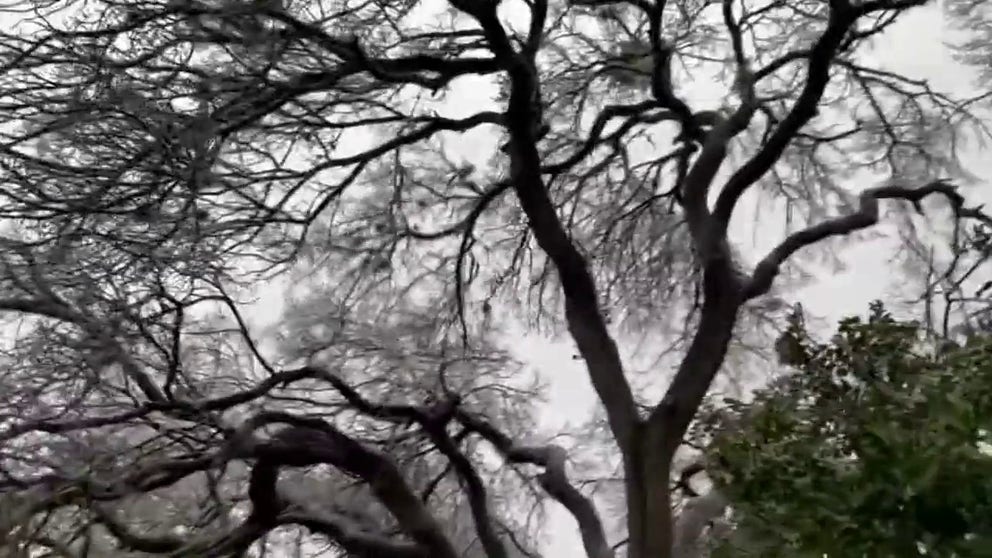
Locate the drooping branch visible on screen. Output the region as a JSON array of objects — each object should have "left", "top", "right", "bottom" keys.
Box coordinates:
[
  {"left": 245, "top": 455, "right": 429, "bottom": 558},
  {"left": 0, "top": 407, "right": 159, "bottom": 444},
  {"left": 220, "top": 411, "right": 460, "bottom": 558},
  {"left": 456, "top": 410, "right": 614, "bottom": 558},
  {"left": 745, "top": 179, "right": 992, "bottom": 299},
  {"left": 306, "top": 365, "right": 513, "bottom": 558},
  {"left": 423, "top": 422, "right": 510, "bottom": 558},
  {"left": 296, "top": 366, "right": 517, "bottom": 558},
  {"left": 88, "top": 442, "right": 428, "bottom": 558}
]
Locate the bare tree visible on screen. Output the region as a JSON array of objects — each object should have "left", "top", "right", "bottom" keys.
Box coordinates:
[{"left": 0, "top": 1, "right": 988, "bottom": 557}]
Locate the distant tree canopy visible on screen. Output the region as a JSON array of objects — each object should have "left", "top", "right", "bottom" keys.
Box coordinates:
[
  {"left": 0, "top": 1, "right": 990, "bottom": 558},
  {"left": 700, "top": 304, "right": 992, "bottom": 557}
]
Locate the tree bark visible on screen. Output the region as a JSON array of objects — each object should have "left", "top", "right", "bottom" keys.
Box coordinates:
[{"left": 626, "top": 267, "right": 742, "bottom": 558}]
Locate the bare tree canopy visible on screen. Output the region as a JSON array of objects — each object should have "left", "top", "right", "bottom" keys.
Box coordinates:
[{"left": 0, "top": 0, "right": 989, "bottom": 557}]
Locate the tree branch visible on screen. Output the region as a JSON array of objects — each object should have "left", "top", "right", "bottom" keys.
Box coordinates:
[
  {"left": 294, "top": 366, "right": 514, "bottom": 558},
  {"left": 745, "top": 179, "right": 992, "bottom": 299},
  {"left": 456, "top": 411, "right": 614, "bottom": 558},
  {"left": 87, "top": 436, "right": 428, "bottom": 558},
  {"left": 712, "top": 1, "right": 858, "bottom": 232},
  {"left": 91, "top": 505, "right": 184, "bottom": 554},
  {"left": 248, "top": 454, "right": 429, "bottom": 558},
  {"left": 281, "top": 509, "right": 428, "bottom": 558},
  {"left": 221, "top": 411, "right": 460, "bottom": 558},
  {"left": 0, "top": 296, "right": 168, "bottom": 402},
  {"left": 424, "top": 423, "right": 510, "bottom": 558},
  {"left": 453, "top": 0, "right": 639, "bottom": 456}
]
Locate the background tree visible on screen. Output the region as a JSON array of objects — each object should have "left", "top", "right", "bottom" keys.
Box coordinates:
[
  {"left": 697, "top": 303, "right": 992, "bottom": 557},
  {"left": 0, "top": 1, "right": 989, "bottom": 557}
]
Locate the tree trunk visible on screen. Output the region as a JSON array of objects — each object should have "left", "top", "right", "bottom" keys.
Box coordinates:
[{"left": 627, "top": 269, "right": 742, "bottom": 558}]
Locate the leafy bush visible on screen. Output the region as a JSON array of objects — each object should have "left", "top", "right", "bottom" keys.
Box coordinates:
[{"left": 703, "top": 303, "right": 992, "bottom": 557}]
